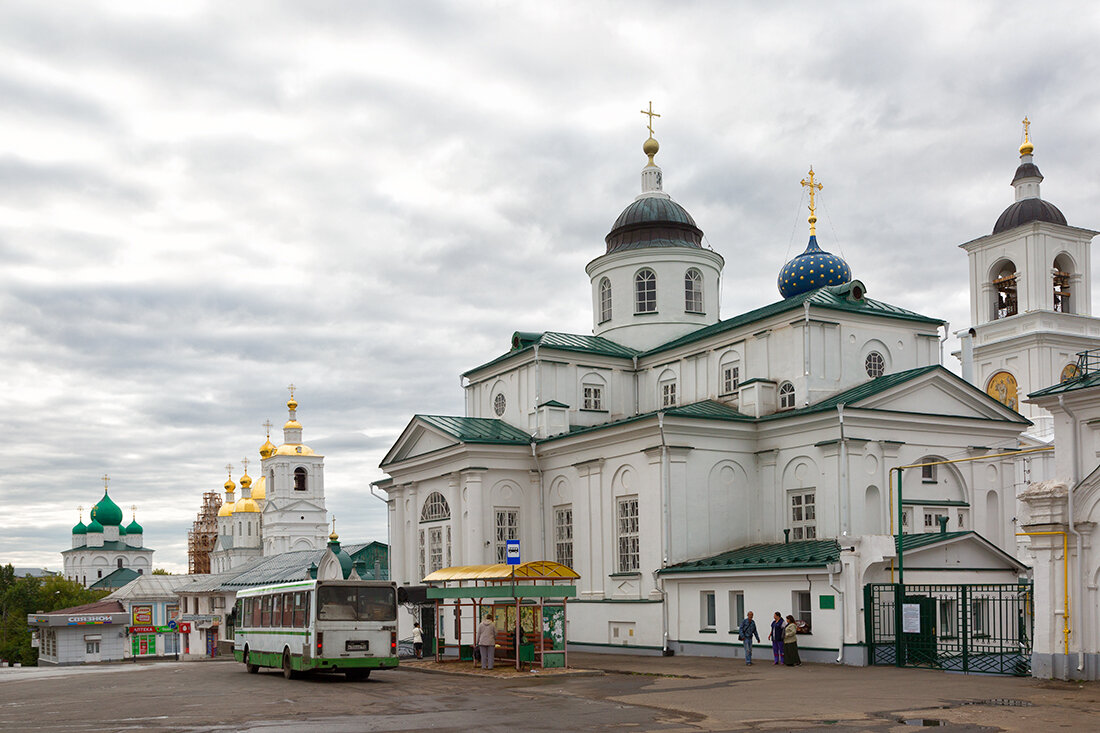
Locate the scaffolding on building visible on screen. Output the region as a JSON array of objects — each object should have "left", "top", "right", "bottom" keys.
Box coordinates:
[{"left": 188, "top": 491, "right": 222, "bottom": 574}]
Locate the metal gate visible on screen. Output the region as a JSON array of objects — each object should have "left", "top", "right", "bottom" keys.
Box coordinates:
[{"left": 865, "top": 583, "right": 1032, "bottom": 676}]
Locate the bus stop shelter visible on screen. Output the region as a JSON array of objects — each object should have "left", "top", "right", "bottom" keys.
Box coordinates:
[{"left": 422, "top": 561, "right": 578, "bottom": 670}]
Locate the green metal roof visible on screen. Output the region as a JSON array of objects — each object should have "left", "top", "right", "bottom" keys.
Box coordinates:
[
  {"left": 89, "top": 567, "right": 139, "bottom": 590},
  {"left": 464, "top": 331, "right": 639, "bottom": 378},
  {"left": 1028, "top": 371, "right": 1100, "bottom": 398},
  {"left": 61, "top": 540, "right": 154, "bottom": 554},
  {"left": 659, "top": 539, "right": 841, "bottom": 574},
  {"left": 664, "top": 400, "right": 754, "bottom": 421},
  {"left": 896, "top": 530, "right": 971, "bottom": 552},
  {"left": 644, "top": 282, "right": 943, "bottom": 358},
  {"left": 415, "top": 415, "right": 532, "bottom": 444}
]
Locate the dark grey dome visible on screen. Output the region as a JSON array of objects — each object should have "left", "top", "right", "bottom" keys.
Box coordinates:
[
  {"left": 993, "top": 198, "right": 1067, "bottom": 234},
  {"left": 1011, "top": 162, "right": 1043, "bottom": 185},
  {"left": 605, "top": 196, "right": 704, "bottom": 254}
]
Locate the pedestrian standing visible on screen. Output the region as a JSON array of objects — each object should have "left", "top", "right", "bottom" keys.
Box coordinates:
[
  {"left": 768, "top": 612, "right": 785, "bottom": 665},
  {"left": 476, "top": 614, "right": 497, "bottom": 670},
  {"left": 738, "top": 611, "right": 760, "bottom": 666},
  {"left": 783, "top": 614, "right": 802, "bottom": 666},
  {"left": 412, "top": 622, "right": 423, "bottom": 659}
]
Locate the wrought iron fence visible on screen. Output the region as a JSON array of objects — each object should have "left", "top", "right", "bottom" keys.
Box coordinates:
[{"left": 865, "top": 583, "right": 1032, "bottom": 676}]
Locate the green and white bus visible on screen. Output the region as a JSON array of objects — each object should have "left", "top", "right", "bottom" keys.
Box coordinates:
[{"left": 233, "top": 579, "right": 399, "bottom": 680}]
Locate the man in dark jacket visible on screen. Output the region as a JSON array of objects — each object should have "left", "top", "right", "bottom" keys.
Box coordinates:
[{"left": 738, "top": 611, "right": 761, "bottom": 665}]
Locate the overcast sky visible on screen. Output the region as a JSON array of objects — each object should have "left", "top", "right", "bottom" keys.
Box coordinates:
[{"left": 4, "top": 1, "right": 1099, "bottom": 573}]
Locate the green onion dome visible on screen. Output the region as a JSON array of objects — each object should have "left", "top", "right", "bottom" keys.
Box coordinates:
[
  {"left": 72, "top": 521, "right": 87, "bottom": 535},
  {"left": 777, "top": 235, "right": 852, "bottom": 298},
  {"left": 126, "top": 518, "right": 143, "bottom": 534},
  {"left": 86, "top": 518, "right": 104, "bottom": 533},
  {"left": 89, "top": 489, "right": 124, "bottom": 527},
  {"left": 118, "top": 524, "right": 127, "bottom": 536}
]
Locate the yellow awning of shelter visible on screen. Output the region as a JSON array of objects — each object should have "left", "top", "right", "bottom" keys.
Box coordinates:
[{"left": 423, "top": 560, "right": 579, "bottom": 583}]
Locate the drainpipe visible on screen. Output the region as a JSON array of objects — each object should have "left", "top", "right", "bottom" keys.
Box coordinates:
[
  {"left": 657, "top": 411, "right": 671, "bottom": 654},
  {"left": 803, "top": 301, "right": 811, "bottom": 406},
  {"left": 534, "top": 344, "right": 541, "bottom": 407},
  {"left": 828, "top": 561, "right": 844, "bottom": 664},
  {"left": 531, "top": 441, "right": 546, "bottom": 558},
  {"left": 1057, "top": 394, "right": 1085, "bottom": 672},
  {"left": 369, "top": 482, "right": 392, "bottom": 576},
  {"left": 837, "top": 404, "right": 848, "bottom": 538},
  {"left": 939, "top": 321, "right": 949, "bottom": 366}
]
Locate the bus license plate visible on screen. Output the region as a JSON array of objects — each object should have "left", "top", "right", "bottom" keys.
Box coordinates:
[{"left": 346, "top": 640, "right": 369, "bottom": 652}]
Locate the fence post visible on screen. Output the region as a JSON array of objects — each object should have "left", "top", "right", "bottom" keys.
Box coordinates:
[
  {"left": 863, "top": 584, "right": 874, "bottom": 663},
  {"left": 894, "top": 583, "right": 903, "bottom": 667},
  {"left": 961, "top": 585, "right": 969, "bottom": 674}
]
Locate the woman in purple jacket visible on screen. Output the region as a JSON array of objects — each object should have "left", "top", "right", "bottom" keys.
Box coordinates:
[{"left": 768, "top": 612, "right": 785, "bottom": 665}]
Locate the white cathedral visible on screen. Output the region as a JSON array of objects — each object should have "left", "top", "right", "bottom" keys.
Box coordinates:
[
  {"left": 210, "top": 392, "right": 330, "bottom": 572},
  {"left": 378, "top": 116, "right": 1100, "bottom": 676}
]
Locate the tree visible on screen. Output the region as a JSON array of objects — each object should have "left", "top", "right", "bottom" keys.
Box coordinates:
[
  {"left": 152, "top": 568, "right": 172, "bottom": 575},
  {"left": 0, "top": 564, "right": 107, "bottom": 666}
]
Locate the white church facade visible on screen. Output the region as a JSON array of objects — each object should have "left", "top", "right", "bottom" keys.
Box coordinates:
[
  {"left": 377, "top": 118, "right": 1060, "bottom": 667},
  {"left": 210, "top": 392, "right": 330, "bottom": 573},
  {"left": 64, "top": 479, "right": 153, "bottom": 588}
]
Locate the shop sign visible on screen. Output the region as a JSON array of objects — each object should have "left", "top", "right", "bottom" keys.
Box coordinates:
[
  {"left": 67, "top": 615, "right": 114, "bottom": 625},
  {"left": 132, "top": 605, "right": 153, "bottom": 625},
  {"left": 132, "top": 633, "right": 157, "bottom": 656},
  {"left": 181, "top": 614, "right": 215, "bottom": 623},
  {"left": 127, "top": 620, "right": 192, "bottom": 634}
]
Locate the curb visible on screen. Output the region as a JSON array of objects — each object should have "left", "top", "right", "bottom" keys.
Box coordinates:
[{"left": 397, "top": 663, "right": 604, "bottom": 680}]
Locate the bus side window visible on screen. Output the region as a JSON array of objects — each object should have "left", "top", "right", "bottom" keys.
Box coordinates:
[
  {"left": 251, "top": 598, "right": 261, "bottom": 628},
  {"left": 261, "top": 595, "right": 272, "bottom": 627},
  {"left": 292, "top": 593, "right": 304, "bottom": 627},
  {"left": 283, "top": 594, "right": 292, "bottom": 627},
  {"left": 304, "top": 593, "right": 310, "bottom": 626}
]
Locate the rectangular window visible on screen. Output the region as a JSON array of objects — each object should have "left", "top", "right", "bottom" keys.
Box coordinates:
[
  {"left": 700, "top": 591, "right": 716, "bottom": 630},
  {"left": 418, "top": 529, "right": 426, "bottom": 580},
  {"left": 921, "top": 463, "right": 937, "bottom": 482},
  {"left": 86, "top": 641, "right": 100, "bottom": 654},
  {"left": 261, "top": 595, "right": 272, "bottom": 627},
  {"left": 428, "top": 526, "right": 444, "bottom": 573},
  {"left": 789, "top": 490, "right": 816, "bottom": 540},
  {"left": 728, "top": 591, "right": 745, "bottom": 632},
  {"left": 973, "top": 598, "right": 990, "bottom": 636},
  {"left": 494, "top": 509, "right": 520, "bottom": 563},
  {"left": 616, "top": 496, "right": 640, "bottom": 573},
  {"left": 661, "top": 381, "right": 677, "bottom": 408},
  {"left": 273, "top": 594, "right": 283, "bottom": 627},
  {"left": 957, "top": 510, "right": 967, "bottom": 529},
  {"left": 554, "top": 505, "right": 574, "bottom": 569},
  {"left": 251, "top": 597, "right": 261, "bottom": 627},
  {"left": 939, "top": 598, "right": 957, "bottom": 637},
  {"left": 445, "top": 525, "right": 452, "bottom": 568},
  {"left": 722, "top": 365, "right": 740, "bottom": 395},
  {"left": 582, "top": 384, "right": 603, "bottom": 411},
  {"left": 793, "top": 590, "right": 812, "bottom": 632}
]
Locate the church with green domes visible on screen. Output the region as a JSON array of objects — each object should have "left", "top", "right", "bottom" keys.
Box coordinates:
[{"left": 63, "top": 476, "right": 154, "bottom": 588}]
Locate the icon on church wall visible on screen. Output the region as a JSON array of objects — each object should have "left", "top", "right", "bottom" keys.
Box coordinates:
[
  {"left": 1060, "top": 363, "right": 1081, "bottom": 383},
  {"left": 986, "top": 371, "right": 1018, "bottom": 411}
]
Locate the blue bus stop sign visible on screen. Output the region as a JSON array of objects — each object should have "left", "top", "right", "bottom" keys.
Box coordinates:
[{"left": 506, "top": 540, "right": 521, "bottom": 565}]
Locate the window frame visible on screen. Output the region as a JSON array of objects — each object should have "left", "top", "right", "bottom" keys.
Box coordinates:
[
  {"left": 789, "top": 489, "right": 816, "bottom": 540},
  {"left": 420, "top": 492, "right": 451, "bottom": 523},
  {"left": 792, "top": 590, "right": 813, "bottom": 633},
  {"left": 778, "top": 381, "right": 796, "bottom": 410},
  {"left": 616, "top": 496, "right": 640, "bottom": 573},
  {"left": 660, "top": 380, "right": 677, "bottom": 408},
  {"left": 493, "top": 392, "right": 507, "bottom": 417},
  {"left": 700, "top": 590, "right": 716, "bottom": 631},
  {"left": 684, "top": 268, "right": 704, "bottom": 314},
  {"left": 865, "top": 351, "right": 885, "bottom": 378},
  {"left": 554, "top": 505, "right": 573, "bottom": 569},
  {"left": 582, "top": 383, "right": 604, "bottom": 411},
  {"left": 598, "top": 277, "right": 612, "bottom": 323},
  {"left": 494, "top": 508, "right": 520, "bottom": 564},
  {"left": 293, "top": 467, "right": 308, "bottom": 491},
  {"left": 721, "top": 363, "right": 740, "bottom": 396},
  {"left": 634, "top": 268, "right": 657, "bottom": 314}
]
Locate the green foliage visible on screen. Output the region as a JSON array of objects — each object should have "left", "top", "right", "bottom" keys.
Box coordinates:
[
  {"left": 0, "top": 564, "right": 107, "bottom": 666},
  {"left": 151, "top": 568, "right": 172, "bottom": 575}
]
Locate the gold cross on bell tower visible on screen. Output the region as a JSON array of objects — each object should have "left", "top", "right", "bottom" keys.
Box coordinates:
[
  {"left": 241, "top": 457, "right": 249, "bottom": 474},
  {"left": 1022, "top": 116, "right": 1031, "bottom": 143},
  {"left": 101, "top": 474, "right": 110, "bottom": 490},
  {"left": 640, "top": 101, "right": 660, "bottom": 137},
  {"left": 225, "top": 463, "right": 233, "bottom": 480},
  {"left": 287, "top": 383, "right": 296, "bottom": 400},
  {"left": 801, "top": 167, "right": 824, "bottom": 235},
  {"left": 263, "top": 419, "right": 273, "bottom": 438}
]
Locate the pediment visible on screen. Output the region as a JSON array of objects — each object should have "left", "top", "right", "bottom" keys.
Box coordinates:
[
  {"left": 382, "top": 419, "right": 461, "bottom": 466},
  {"left": 906, "top": 532, "right": 1027, "bottom": 572},
  {"left": 263, "top": 498, "right": 326, "bottom": 515},
  {"left": 855, "top": 370, "right": 1027, "bottom": 423}
]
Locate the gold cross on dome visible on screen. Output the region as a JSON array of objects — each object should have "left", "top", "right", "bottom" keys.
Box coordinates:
[
  {"left": 640, "top": 101, "right": 660, "bottom": 136},
  {"left": 101, "top": 474, "right": 110, "bottom": 490},
  {"left": 1022, "top": 116, "right": 1031, "bottom": 143},
  {"left": 331, "top": 517, "right": 337, "bottom": 535},
  {"left": 130, "top": 504, "right": 137, "bottom": 520},
  {"left": 801, "top": 166, "right": 824, "bottom": 235},
  {"left": 263, "top": 419, "right": 273, "bottom": 438},
  {"left": 78, "top": 505, "right": 84, "bottom": 521},
  {"left": 287, "top": 383, "right": 296, "bottom": 399},
  {"left": 225, "top": 463, "right": 233, "bottom": 479},
  {"left": 241, "top": 457, "right": 249, "bottom": 473}
]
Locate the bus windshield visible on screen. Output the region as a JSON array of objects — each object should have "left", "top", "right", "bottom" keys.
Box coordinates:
[{"left": 317, "top": 585, "right": 397, "bottom": 622}]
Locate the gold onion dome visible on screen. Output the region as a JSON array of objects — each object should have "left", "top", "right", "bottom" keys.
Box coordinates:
[
  {"left": 235, "top": 497, "right": 260, "bottom": 513},
  {"left": 218, "top": 500, "right": 234, "bottom": 517},
  {"left": 259, "top": 438, "right": 277, "bottom": 459},
  {"left": 240, "top": 472, "right": 252, "bottom": 489},
  {"left": 1019, "top": 139, "right": 1034, "bottom": 156},
  {"left": 643, "top": 136, "right": 659, "bottom": 158},
  {"left": 284, "top": 419, "right": 302, "bottom": 429},
  {"left": 287, "top": 397, "right": 298, "bottom": 411},
  {"left": 224, "top": 477, "right": 235, "bottom": 491}
]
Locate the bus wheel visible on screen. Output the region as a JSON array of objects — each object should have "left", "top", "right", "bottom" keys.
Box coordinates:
[
  {"left": 345, "top": 669, "right": 370, "bottom": 681},
  {"left": 282, "top": 651, "right": 296, "bottom": 680},
  {"left": 244, "top": 649, "right": 259, "bottom": 674}
]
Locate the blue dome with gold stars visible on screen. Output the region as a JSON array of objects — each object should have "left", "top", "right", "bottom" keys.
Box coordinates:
[{"left": 777, "top": 235, "right": 851, "bottom": 298}]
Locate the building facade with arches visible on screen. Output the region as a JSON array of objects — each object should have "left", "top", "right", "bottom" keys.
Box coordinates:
[{"left": 380, "top": 123, "right": 1039, "bottom": 663}]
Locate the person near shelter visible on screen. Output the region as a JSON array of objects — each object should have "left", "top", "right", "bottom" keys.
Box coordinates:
[
  {"left": 768, "top": 612, "right": 785, "bottom": 665},
  {"left": 783, "top": 614, "right": 802, "bottom": 666},
  {"left": 412, "top": 622, "right": 423, "bottom": 659},
  {"left": 738, "top": 611, "right": 761, "bottom": 665},
  {"left": 476, "top": 614, "right": 497, "bottom": 670}
]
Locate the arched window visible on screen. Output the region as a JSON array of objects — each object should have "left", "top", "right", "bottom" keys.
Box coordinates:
[
  {"left": 293, "top": 467, "right": 307, "bottom": 491},
  {"left": 865, "top": 351, "right": 885, "bottom": 378},
  {"left": 1053, "top": 253, "right": 1075, "bottom": 313},
  {"left": 493, "top": 392, "right": 506, "bottom": 416},
  {"left": 684, "top": 269, "right": 703, "bottom": 313},
  {"left": 635, "top": 269, "right": 657, "bottom": 313},
  {"left": 778, "top": 381, "right": 796, "bottom": 409},
  {"left": 117, "top": 558, "right": 123, "bottom": 569},
  {"left": 599, "top": 277, "right": 612, "bottom": 323},
  {"left": 719, "top": 351, "right": 741, "bottom": 395},
  {"left": 991, "top": 260, "right": 1018, "bottom": 319},
  {"left": 420, "top": 492, "right": 451, "bottom": 522}
]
